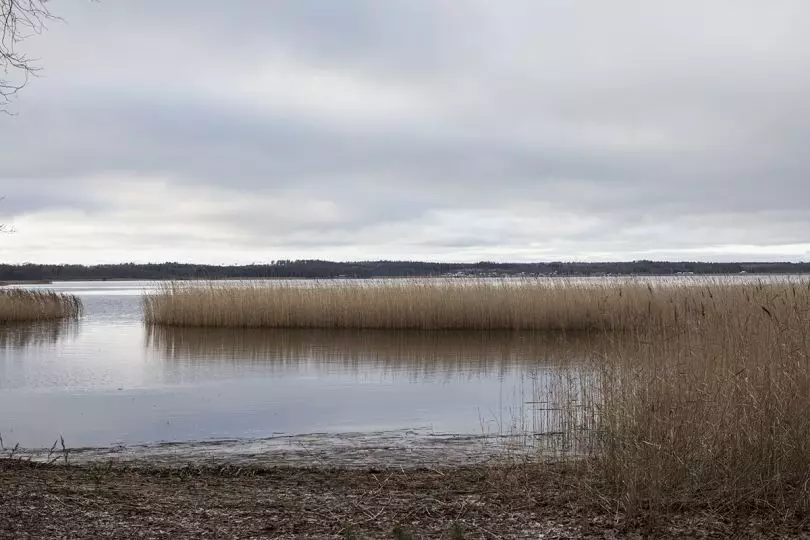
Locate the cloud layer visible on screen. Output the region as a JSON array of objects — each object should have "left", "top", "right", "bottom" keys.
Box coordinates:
[{"left": 2, "top": 1, "right": 809, "bottom": 263}]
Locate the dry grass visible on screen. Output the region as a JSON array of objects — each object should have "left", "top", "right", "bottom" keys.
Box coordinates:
[
  {"left": 580, "top": 280, "right": 810, "bottom": 519},
  {"left": 143, "top": 278, "right": 723, "bottom": 331},
  {"left": 0, "top": 289, "right": 82, "bottom": 323}
]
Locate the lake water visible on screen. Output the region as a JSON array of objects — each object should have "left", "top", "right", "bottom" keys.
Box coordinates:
[{"left": 0, "top": 281, "right": 601, "bottom": 450}]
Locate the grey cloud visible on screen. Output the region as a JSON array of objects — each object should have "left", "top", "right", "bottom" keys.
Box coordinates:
[
  {"left": 6, "top": 92, "right": 806, "bottom": 217},
  {"left": 1, "top": 0, "right": 810, "bottom": 262}
]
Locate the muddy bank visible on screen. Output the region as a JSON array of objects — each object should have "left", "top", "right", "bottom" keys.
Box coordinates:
[
  {"left": 3, "top": 432, "right": 809, "bottom": 538},
  {"left": 4, "top": 459, "right": 808, "bottom": 539}
]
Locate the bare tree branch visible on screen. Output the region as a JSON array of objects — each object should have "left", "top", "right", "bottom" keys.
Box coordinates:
[{"left": 1, "top": 0, "right": 55, "bottom": 111}]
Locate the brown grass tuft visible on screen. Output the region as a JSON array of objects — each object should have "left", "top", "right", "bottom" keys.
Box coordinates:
[{"left": 0, "top": 289, "right": 82, "bottom": 323}]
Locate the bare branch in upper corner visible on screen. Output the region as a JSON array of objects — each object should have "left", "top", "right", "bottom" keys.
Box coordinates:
[{"left": 1, "top": 0, "right": 56, "bottom": 111}]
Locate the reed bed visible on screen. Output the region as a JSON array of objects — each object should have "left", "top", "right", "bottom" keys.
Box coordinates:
[
  {"left": 582, "top": 280, "right": 810, "bottom": 518},
  {"left": 142, "top": 278, "right": 742, "bottom": 331},
  {"left": 0, "top": 289, "right": 82, "bottom": 323}
]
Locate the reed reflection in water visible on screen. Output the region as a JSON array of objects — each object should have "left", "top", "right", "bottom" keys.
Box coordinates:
[
  {"left": 0, "top": 321, "right": 78, "bottom": 349},
  {"left": 147, "top": 327, "right": 607, "bottom": 444},
  {"left": 147, "top": 327, "right": 604, "bottom": 377}
]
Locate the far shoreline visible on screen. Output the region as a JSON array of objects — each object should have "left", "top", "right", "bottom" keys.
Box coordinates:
[
  {"left": 4, "top": 272, "right": 810, "bottom": 285},
  {"left": 1, "top": 260, "right": 809, "bottom": 283}
]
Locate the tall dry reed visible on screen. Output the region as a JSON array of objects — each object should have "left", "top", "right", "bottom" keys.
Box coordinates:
[
  {"left": 583, "top": 281, "right": 810, "bottom": 518},
  {"left": 143, "top": 278, "right": 717, "bottom": 331},
  {"left": 0, "top": 289, "right": 82, "bottom": 323}
]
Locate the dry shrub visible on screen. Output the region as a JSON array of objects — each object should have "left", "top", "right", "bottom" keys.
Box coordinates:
[{"left": 0, "top": 289, "right": 82, "bottom": 323}]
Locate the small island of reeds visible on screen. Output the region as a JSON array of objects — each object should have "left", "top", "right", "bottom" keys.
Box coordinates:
[
  {"left": 140, "top": 277, "right": 799, "bottom": 332},
  {"left": 140, "top": 278, "right": 697, "bottom": 330},
  {"left": 0, "top": 289, "right": 83, "bottom": 323}
]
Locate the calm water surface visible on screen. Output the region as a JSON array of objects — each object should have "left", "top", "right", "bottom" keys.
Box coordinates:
[{"left": 0, "top": 281, "right": 597, "bottom": 449}]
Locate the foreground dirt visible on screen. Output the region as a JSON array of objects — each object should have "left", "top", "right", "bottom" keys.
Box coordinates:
[{"left": 1, "top": 460, "right": 809, "bottom": 539}]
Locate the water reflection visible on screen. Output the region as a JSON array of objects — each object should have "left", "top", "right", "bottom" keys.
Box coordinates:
[
  {"left": 142, "top": 327, "right": 604, "bottom": 449},
  {"left": 147, "top": 327, "right": 606, "bottom": 378},
  {"left": 0, "top": 281, "right": 617, "bottom": 449},
  {"left": 0, "top": 321, "right": 78, "bottom": 349}
]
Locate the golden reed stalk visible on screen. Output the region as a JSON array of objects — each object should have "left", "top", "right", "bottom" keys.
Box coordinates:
[
  {"left": 142, "top": 278, "right": 721, "bottom": 331},
  {"left": 0, "top": 289, "right": 82, "bottom": 323}
]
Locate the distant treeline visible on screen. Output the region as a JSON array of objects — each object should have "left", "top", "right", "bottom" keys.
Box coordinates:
[{"left": 0, "top": 260, "right": 809, "bottom": 281}]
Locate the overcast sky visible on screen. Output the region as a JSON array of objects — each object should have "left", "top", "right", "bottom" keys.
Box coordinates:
[{"left": 1, "top": 1, "right": 809, "bottom": 264}]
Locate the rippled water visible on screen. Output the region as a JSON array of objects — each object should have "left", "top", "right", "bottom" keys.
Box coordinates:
[{"left": 0, "top": 281, "right": 601, "bottom": 449}]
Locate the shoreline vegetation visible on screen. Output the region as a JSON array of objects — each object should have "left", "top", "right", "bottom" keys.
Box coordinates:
[
  {"left": 139, "top": 278, "right": 810, "bottom": 525},
  {"left": 0, "top": 289, "right": 82, "bottom": 323}
]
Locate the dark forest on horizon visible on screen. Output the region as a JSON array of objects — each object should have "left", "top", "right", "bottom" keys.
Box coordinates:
[{"left": 0, "top": 260, "right": 809, "bottom": 281}]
